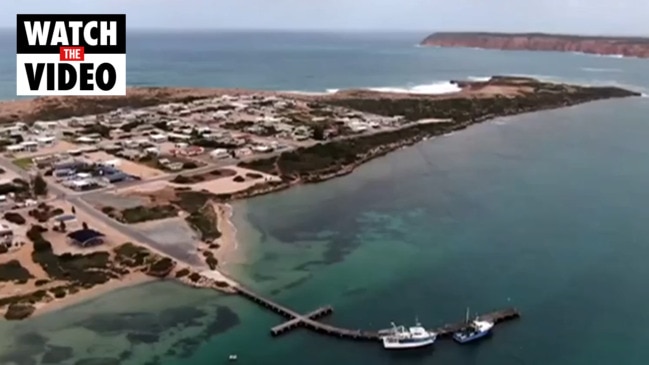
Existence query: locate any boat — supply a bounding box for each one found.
[452,307,494,344]
[228,354,238,361]
[380,319,437,349]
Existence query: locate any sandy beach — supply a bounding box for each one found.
[213,202,243,266]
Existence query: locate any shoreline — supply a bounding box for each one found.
[32,272,155,317]
[213,202,244,266]
[0,76,641,320]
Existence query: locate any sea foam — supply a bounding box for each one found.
[581,67,623,73]
[287,81,462,95]
[366,81,461,94]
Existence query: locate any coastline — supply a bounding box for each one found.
[32,272,155,317]
[419,32,649,59]
[0,76,641,321]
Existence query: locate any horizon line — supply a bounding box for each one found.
[0,27,647,37]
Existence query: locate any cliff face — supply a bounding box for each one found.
[420,32,649,58]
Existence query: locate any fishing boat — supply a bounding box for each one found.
[452,307,494,344]
[380,320,437,349]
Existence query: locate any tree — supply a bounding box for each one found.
[71,206,76,214]
[312,125,326,140]
[59,220,66,232]
[82,222,88,230]
[32,174,47,196]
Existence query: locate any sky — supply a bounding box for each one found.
[3,0,649,35]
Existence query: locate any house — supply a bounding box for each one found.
[144,147,160,156]
[7,141,39,153]
[251,145,272,153]
[149,134,167,143]
[5,145,25,154]
[167,132,191,142]
[75,172,92,179]
[210,148,229,159]
[102,172,129,184]
[75,136,100,144]
[52,214,78,229]
[0,223,12,245]
[101,159,121,168]
[33,121,60,130]
[67,229,105,247]
[36,136,56,146]
[64,179,99,191]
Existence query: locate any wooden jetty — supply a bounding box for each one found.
[235,286,520,342]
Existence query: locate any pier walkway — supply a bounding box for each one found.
[235,286,520,341]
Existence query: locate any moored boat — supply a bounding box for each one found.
[380,320,437,349]
[452,307,494,344]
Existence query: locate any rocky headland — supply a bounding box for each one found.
[419,32,649,58]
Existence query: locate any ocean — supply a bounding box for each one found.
[1,31,649,365]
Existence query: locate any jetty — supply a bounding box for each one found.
[235,286,520,341]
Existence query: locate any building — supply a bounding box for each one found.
[67,229,105,247]
[64,179,99,191]
[102,172,130,183]
[149,134,168,143]
[6,141,38,153]
[52,214,78,229]
[36,136,55,146]
[0,223,13,245]
[210,148,229,159]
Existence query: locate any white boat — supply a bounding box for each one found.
[452,308,494,344]
[380,320,437,349]
[228,354,238,361]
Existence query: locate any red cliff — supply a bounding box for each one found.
[420,32,649,58]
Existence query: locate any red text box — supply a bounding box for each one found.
[59,46,85,61]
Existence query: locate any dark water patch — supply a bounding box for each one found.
[41,345,74,364]
[74,358,120,365]
[126,332,159,344]
[78,306,208,336]
[158,306,206,329]
[16,332,47,347]
[142,355,161,365]
[251,272,277,282]
[321,237,360,265]
[262,251,279,262]
[0,352,37,365]
[0,331,49,365]
[118,350,132,361]
[166,305,240,360]
[279,276,311,292]
[293,259,326,271]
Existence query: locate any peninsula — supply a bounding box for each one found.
[419,32,649,58]
[0,76,640,320]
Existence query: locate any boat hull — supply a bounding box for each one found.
[452,330,491,344]
[383,338,436,349]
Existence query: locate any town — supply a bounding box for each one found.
[0,93,410,320]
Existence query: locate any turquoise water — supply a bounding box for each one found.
[1,32,649,365]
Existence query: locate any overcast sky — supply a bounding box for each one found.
[3,0,649,35]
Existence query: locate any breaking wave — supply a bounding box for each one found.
[285,81,463,95]
[467,76,493,82]
[365,81,461,94]
[581,67,623,73]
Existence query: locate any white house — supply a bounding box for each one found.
[210,148,229,159]
[36,136,56,146]
[149,134,167,143]
[75,136,99,144]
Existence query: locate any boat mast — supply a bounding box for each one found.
[465,307,470,323]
